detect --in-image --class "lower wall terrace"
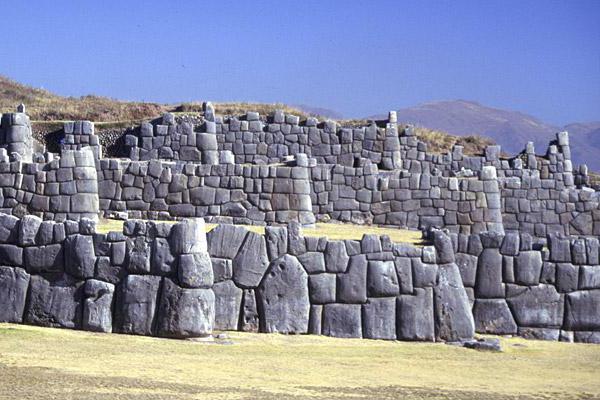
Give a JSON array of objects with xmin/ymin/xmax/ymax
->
[{"xmin": 0, "ymin": 212, "xmax": 598, "ymax": 343}]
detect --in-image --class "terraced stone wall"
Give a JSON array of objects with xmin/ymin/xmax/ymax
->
[
  {"xmin": 310, "ymin": 163, "xmax": 504, "ymax": 234},
  {"xmin": 452, "ymin": 230, "xmax": 600, "ymax": 343},
  {"xmin": 97, "ymin": 159, "xmax": 315, "ymax": 225},
  {"xmin": 0, "ymin": 215, "xmax": 215, "ymax": 338},
  {"xmin": 0, "ymin": 147, "xmax": 99, "ymax": 221}
]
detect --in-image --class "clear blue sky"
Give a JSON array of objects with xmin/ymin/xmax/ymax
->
[{"xmin": 1, "ymin": 0, "xmax": 598, "ymax": 124}]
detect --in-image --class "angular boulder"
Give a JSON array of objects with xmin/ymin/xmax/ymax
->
[
  {"xmin": 362, "ymin": 297, "xmax": 396, "ymax": 340},
  {"xmin": 472, "ymin": 299, "xmax": 517, "ymax": 335},
  {"xmin": 213, "ymin": 280, "xmax": 243, "ymax": 330},
  {"xmin": 396, "ymin": 288, "xmax": 435, "ymax": 341},
  {"xmin": 83, "ymin": 279, "xmax": 115, "ymax": 333},
  {"xmin": 433, "ymin": 263, "xmax": 475, "ymax": 341},
  {"xmin": 156, "ymin": 278, "xmax": 215, "ymax": 338},
  {"xmin": 25, "ymin": 274, "xmax": 83, "ymax": 329},
  {"xmin": 0, "ymin": 266, "xmax": 30, "ymax": 323},
  {"xmin": 232, "ymin": 231, "xmax": 269, "ymax": 288},
  {"xmin": 257, "ymin": 255, "xmax": 310, "ymax": 333},
  {"xmin": 322, "ymin": 303, "xmax": 362, "ymax": 338},
  {"xmin": 114, "ymin": 275, "xmax": 161, "ymax": 335}
]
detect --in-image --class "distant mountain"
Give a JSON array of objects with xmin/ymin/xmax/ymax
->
[
  {"xmin": 371, "ymin": 100, "xmax": 600, "ymax": 170},
  {"xmin": 293, "ymin": 104, "xmax": 345, "ymax": 120}
]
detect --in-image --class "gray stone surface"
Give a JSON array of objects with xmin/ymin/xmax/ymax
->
[
  {"xmin": 322, "ymin": 303, "xmax": 362, "ymax": 338},
  {"xmin": 362, "ymin": 297, "xmax": 396, "ymax": 340},
  {"xmin": 0, "ymin": 266, "xmax": 30, "ymax": 323},
  {"xmin": 115, "ymin": 275, "xmax": 161, "ymax": 335},
  {"xmin": 396, "ymin": 288, "xmax": 435, "ymax": 341},
  {"xmin": 213, "ymin": 280, "xmax": 243, "ymax": 331},
  {"xmin": 232, "ymin": 231, "xmax": 269, "ymax": 288},
  {"xmin": 157, "ymin": 278, "xmax": 215, "ymax": 338},
  {"xmin": 434, "ymin": 263, "xmax": 475, "ymax": 341},
  {"xmin": 257, "ymin": 255, "xmax": 310, "ymax": 333},
  {"xmin": 25, "ymin": 274, "xmax": 83, "ymax": 329},
  {"xmin": 506, "ymin": 284, "xmax": 564, "ymax": 328},
  {"xmin": 472, "ymin": 299, "xmax": 517, "ymax": 335},
  {"xmin": 178, "ymin": 252, "xmax": 213, "ymax": 288},
  {"xmin": 83, "ymin": 279, "xmax": 114, "ymax": 333}
]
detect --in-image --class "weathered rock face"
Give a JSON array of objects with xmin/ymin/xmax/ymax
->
[
  {"xmin": 232, "ymin": 232, "xmax": 269, "ymax": 288},
  {"xmin": 25, "ymin": 274, "xmax": 83, "ymax": 329},
  {"xmin": 472, "ymin": 299, "xmax": 517, "ymax": 335},
  {"xmin": 115, "ymin": 275, "xmax": 161, "ymax": 336},
  {"xmin": 396, "ymin": 288, "xmax": 435, "ymax": 341},
  {"xmin": 83, "ymin": 279, "xmax": 114, "ymax": 333},
  {"xmin": 0, "ymin": 266, "xmax": 30, "ymax": 323},
  {"xmin": 65, "ymin": 234, "xmax": 95, "ymax": 279},
  {"xmin": 433, "ymin": 263, "xmax": 475, "ymax": 341},
  {"xmin": 362, "ymin": 298, "xmax": 396, "ymax": 340},
  {"xmin": 257, "ymin": 255, "xmax": 310, "ymax": 334},
  {"xmin": 564, "ymin": 290, "xmax": 600, "ymax": 331},
  {"xmin": 506, "ymin": 284, "xmax": 564, "ymax": 328},
  {"xmin": 213, "ymin": 280, "xmax": 243, "ymax": 331},
  {"xmin": 322, "ymin": 303, "xmax": 362, "ymax": 338},
  {"xmin": 157, "ymin": 279, "xmax": 215, "ymax": 338}
]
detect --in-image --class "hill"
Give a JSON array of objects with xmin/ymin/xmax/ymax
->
[
  {"xmin": 0, "ymin": 75, "xmax": 491, "ymax": 157},
  {"xmin": 372, "ymin": 100, "xmax": 600, "ymax": 170}
]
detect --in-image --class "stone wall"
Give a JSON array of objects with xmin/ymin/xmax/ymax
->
[
  {"xmin": 97, "ymin": 159, "xmax": 315, "ymax": 225},
  {"xmin": 0, "ymin": 212, "xmax": 476, "ymax": 342},
  {"xmin": 0, "ymin": 111, "xmax": 34, "ymax": 163},
  {"xmin": 0, "ymin": 147, "xmax": 99, "ymax": 221},
  {"xmin": 451, "ymin": 229, "xmax": 600, "ymax": 343},
  {"xmin": 310, "ymin": 162, "xmax": 504, "ymax": 234},
  {"xmin": 124, "ymin": 111, "xmax": 401, "ymax": 169},
  {"xmin": 0, "ymin": 214, "xmax": 215, "ymax": 338}
]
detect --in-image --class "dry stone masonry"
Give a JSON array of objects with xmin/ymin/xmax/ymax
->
[{"xmin": 0, "ymin": 104, "xmax": 598, "ymax": 343}]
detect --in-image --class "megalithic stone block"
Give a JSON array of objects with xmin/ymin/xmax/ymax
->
[{"xmin": 257, "ymin": 255, "xmax": 310, "ymax": 334}]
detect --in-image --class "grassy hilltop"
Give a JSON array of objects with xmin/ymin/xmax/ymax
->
[{"xmin": 0, "ymin": 75, "xmax": 492, "ymax": 156}]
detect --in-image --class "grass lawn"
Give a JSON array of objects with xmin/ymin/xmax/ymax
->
[
  {"xmin": 96, "ymin": 219, "xmax": 424, "ymax": 245},
  {"xmin": 0, "ymin": 324, "xmax": 598, "ymax": 399}
]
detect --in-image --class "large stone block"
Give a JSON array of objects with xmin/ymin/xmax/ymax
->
[
  {"xmin": 367, "ymin": 260, "xmax": 400, "ymax": 297},
  {"xmin": 0, "ymin": 244, "xmax": 23, "ymax": 266},
  {"xmin": 434, "ymin": 263, "xmax": 474, "ymax": 341},
  {"xmin": 322, "ymin": 303, "xmax": 362, "ymax": 338},
  {"xmin": 396, "ymin": 288, "xmax": 435, "ymax": 341},
  {"xmin": 25, "ymin": 274, "xmax": 83, "ymax": 329},
  {"xmin": 232, "ymin": 231, "xmax": 269, "ymax": 288},
  {"xmin": 178, "ymin": 252, "xmax": 213, "ymax": 288},
  {"xmin": 169, "ymin": 218, "xmax": 208, "ymax": 254},
  {"xmin": 455, "ymin": 253, "xmax": 477, "ymax": 287},
  {"xmin": 432, "ymin": 230, "xmax": 455, "ymax": 264},
  {"xmin": 298, "ymin": 251, "xmax": 326, "ymax": 274},
  {"xmin": 83, "ymin": 279, "xmax": 115, "ymax": 333},
  {"xmin": 337, "ymin": 254, "xmax": 367, "ymax": 303},
  {"xmin": 157, "ymin": 279, "xmax": 215, "ymax": 338},
  {"xmin": 151, "ymin": 237, "xmax": 177, "ymax": 276},
  {"xmin": 240, "ymin": 289, "xmax": 259, "ymax": 332},
  {"xmin": 127, "ymin": 237, "xmax": 151, "ymax": 274},
  {"xmin": 324, "ymin": 241, "xmax": 349, "ymax": 273},
  {"xmin": 115, "ymin": 275, "xmax": 161, "ymax": 335},
  {"xmin": 213, "ymin": 280, "xmax": 243, "ymax": 331},
  {"xmin": 514, "ymin": 251, "xmax": 542, "ymax": 286},
  {"xmin": 257, "ymin": 255, "xmax": 310, "ymax": 333},
  {"xmin": 506, "ymin": 284, "xmax": 564, "ymax": 328},
  {"xmin": 362, "ymin": 297, "xmax": 396, "ymax": 340},
  {"xmin": 207, "ymin": 224, "xmax": 247, "ymax": 258},
  {"xmin": 18, "ymin": 215, "xmax": 42, "ymax": 246},
  {"xmin": 265, "ymin": 226, "xmax": 287, "ymax": 260},
  {"xmin": 472, "ymin": 299, "xmax": 517, "ymax": 335},
  {"xmin": 475, "ymin": 248, "xmax": 504, "ymax": 298},
  {"xmin": 24, "ymin": 244, "xmax": 63, "ymax": 274},
  {"xmin": 564, "ymin": 290, "xmax": 600, "ymax": 331},
  {"xmin": 308, "ymin": 273, "xmax": 336, "ymax": 304},
  {"xmin": 65, "ymin": 234, "xmax": 96, "ymax": 279},
  {"xmin": 0, "ymin": 266, "xmax": 30, "ymax": 323}
]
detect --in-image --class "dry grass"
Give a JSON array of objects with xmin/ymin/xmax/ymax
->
[
  {"xmin": 0, "ymin": 76, "xmax": 166, "ymax": 122},
  {"xmin": 0, "ymin": 323, "xmax": 598, "ymax": 400},
  {"xmin": 96, "ymin": 219, "xmax": 423, "ymax": 245},
  {"xmin": 2, "ymin": 74, "xmax": 494, "ymax": 156}
]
